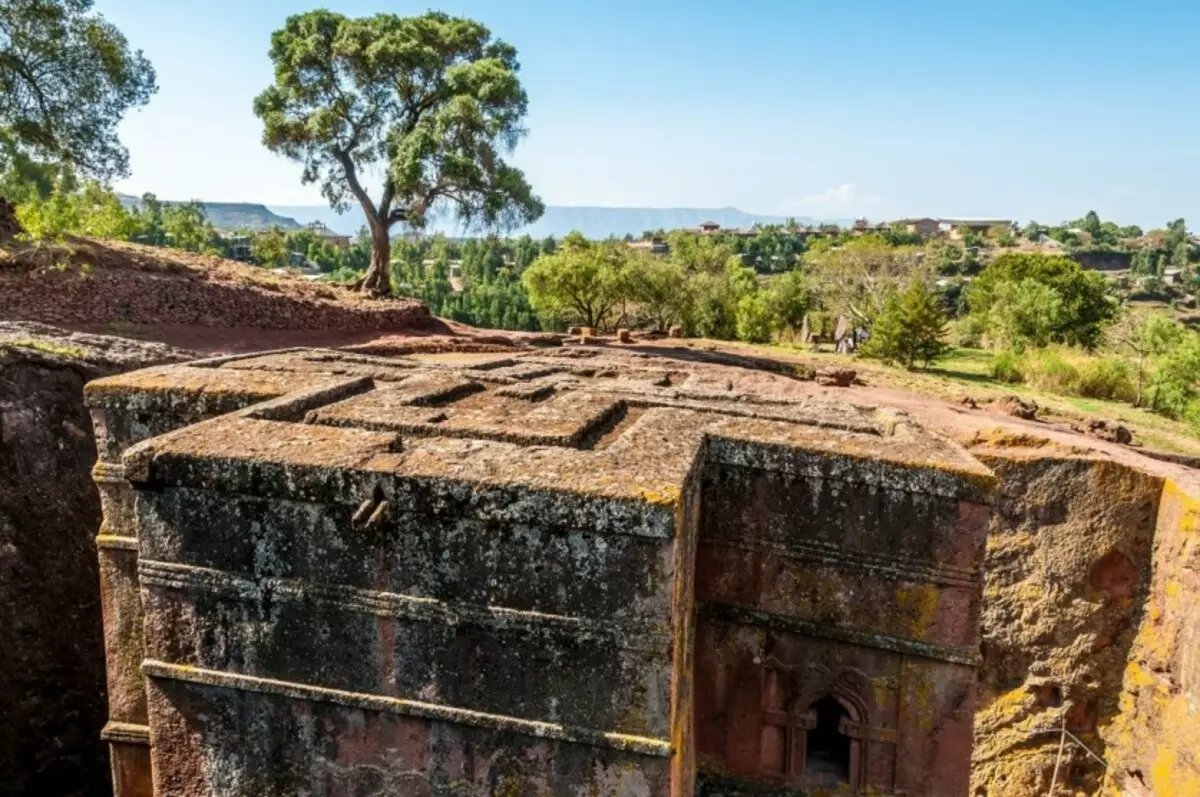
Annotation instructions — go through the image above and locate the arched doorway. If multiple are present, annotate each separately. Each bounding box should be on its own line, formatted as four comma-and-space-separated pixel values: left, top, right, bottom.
804, 695, 852, 785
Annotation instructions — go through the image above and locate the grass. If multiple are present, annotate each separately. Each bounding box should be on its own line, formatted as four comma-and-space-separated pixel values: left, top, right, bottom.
757, 343, 1200, 456
3, 338, 88, 359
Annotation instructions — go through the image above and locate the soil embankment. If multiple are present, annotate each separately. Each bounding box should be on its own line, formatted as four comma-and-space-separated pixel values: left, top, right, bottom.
0, 237, 432, 348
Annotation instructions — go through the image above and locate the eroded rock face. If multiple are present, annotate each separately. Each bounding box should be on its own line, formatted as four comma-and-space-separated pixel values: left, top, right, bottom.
968, 444, 1162, 796
85, 347, 994, 797
0, 323, 190, 797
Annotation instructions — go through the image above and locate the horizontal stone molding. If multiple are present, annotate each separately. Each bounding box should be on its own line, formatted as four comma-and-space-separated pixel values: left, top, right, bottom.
100, 721, 150, 746
699, 601, 980, 667
142, 660, 673, 758
139, 559, 670, 655
95, 534, 138, 551
91, 461, 126, 484
127, 457, 678, 540
706, 438, 992, 502
700, 534, 979, 589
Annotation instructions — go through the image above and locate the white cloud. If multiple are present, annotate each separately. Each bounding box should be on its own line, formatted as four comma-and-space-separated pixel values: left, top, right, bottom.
783, 183, 881, 211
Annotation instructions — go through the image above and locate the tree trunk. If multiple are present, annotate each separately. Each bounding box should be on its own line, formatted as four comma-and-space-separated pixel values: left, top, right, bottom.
360, 221, 392, 298
1135, 354, 1145, 407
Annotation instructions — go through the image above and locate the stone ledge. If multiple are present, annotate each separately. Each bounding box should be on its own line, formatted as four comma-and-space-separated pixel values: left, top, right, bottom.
95, 534, 138, 551
138, 559, 672, 656
91, 461, 126, 484
700, 534, 980, 589
700, 601, 981, 667
100, 721, 150, 746
142, 660, 675, 758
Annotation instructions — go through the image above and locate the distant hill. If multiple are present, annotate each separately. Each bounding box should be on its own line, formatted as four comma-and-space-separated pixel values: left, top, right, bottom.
267, 204, 835, 239
117, 195, 302, 232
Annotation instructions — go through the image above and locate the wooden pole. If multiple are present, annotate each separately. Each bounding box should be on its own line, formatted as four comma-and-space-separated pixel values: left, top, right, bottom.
1048, 715, 1067, 796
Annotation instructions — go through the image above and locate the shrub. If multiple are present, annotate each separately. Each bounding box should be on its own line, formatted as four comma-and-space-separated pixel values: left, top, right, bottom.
1021, 347, 1080, 395
989, 349, 1024, 383
950, 316, 985, 348
735, 293, 775, 343
1075, 356, 1137, 402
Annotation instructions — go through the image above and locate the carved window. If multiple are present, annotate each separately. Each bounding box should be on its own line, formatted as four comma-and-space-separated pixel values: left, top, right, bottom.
759, 663, 868, 790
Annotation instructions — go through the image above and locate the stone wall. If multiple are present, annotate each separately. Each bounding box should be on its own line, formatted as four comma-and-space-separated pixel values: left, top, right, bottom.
968, 444, 1162, 796
1104, 479, 1200, 795
0, 324, 188, 797
693, 448, 990, 795
85, 348, 995, 797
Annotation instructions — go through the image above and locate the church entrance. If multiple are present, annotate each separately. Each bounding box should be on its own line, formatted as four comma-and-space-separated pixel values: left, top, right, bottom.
804, 696, 852, 786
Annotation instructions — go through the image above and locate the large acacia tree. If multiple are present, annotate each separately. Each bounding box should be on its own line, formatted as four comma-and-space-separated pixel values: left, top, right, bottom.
0, 0, 156, 184
254, 11, 544, 296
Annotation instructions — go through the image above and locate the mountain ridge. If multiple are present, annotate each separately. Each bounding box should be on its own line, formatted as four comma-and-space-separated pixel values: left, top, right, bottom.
269, 203, 834, 239
117, 194, 846, 238
116, 194, 303, 232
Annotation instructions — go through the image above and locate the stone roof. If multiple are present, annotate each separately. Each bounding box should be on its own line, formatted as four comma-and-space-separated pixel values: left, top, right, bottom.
89, 347, 993, 509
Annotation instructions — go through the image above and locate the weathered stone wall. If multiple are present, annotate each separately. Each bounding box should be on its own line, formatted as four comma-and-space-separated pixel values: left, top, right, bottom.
84, 348, 995, 797
693, 449, 991, 796
87, 360, 380, 797
1104, 479, 1200, 796
968, 444, 1162, 796
0, 324, 188, 797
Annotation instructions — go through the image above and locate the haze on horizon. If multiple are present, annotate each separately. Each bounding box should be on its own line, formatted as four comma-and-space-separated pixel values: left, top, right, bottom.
97, 0, 1199, 230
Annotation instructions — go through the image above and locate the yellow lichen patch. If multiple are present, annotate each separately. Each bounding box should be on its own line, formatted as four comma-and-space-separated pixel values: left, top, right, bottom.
893, 583, 939, 639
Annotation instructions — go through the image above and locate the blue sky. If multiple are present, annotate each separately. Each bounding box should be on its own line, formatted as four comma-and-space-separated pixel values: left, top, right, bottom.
97, 0, 1199, 228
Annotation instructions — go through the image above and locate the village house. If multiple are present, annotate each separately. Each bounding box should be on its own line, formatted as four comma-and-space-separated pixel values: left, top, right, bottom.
942, 218, 1015, 240
305, 220, 352, 251
630, 235, 670, 255
892, 217, 942, 237
851, 218, 889, 236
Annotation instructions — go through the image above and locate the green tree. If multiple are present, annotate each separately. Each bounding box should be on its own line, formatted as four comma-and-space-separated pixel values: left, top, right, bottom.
253, 10, 543, 296
522, 241, 627, 329
682, 257, 759, 340
667, 230, 734, 273
860, 279, 949, 369
0, 0, 156, 182
762, 269, 810, 337
161, 200, 212, 252
252, 226, 289, 268
1146, 331, 1200, 418
986, 278, 1064, 351
968, 252, 1115, 349
735, 292, 774, 343
804, 237, 925, 327
130, 192, 166, 245
15, 176, 135, 239
1110, 311, 1185, 406
625, 253, 689, 331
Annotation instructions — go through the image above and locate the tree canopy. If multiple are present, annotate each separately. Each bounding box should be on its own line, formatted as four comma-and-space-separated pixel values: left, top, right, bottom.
522, 239, 628, 329
968, 252, 1115, 349
253, 10, 544, 295
0, 0, 156, 182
